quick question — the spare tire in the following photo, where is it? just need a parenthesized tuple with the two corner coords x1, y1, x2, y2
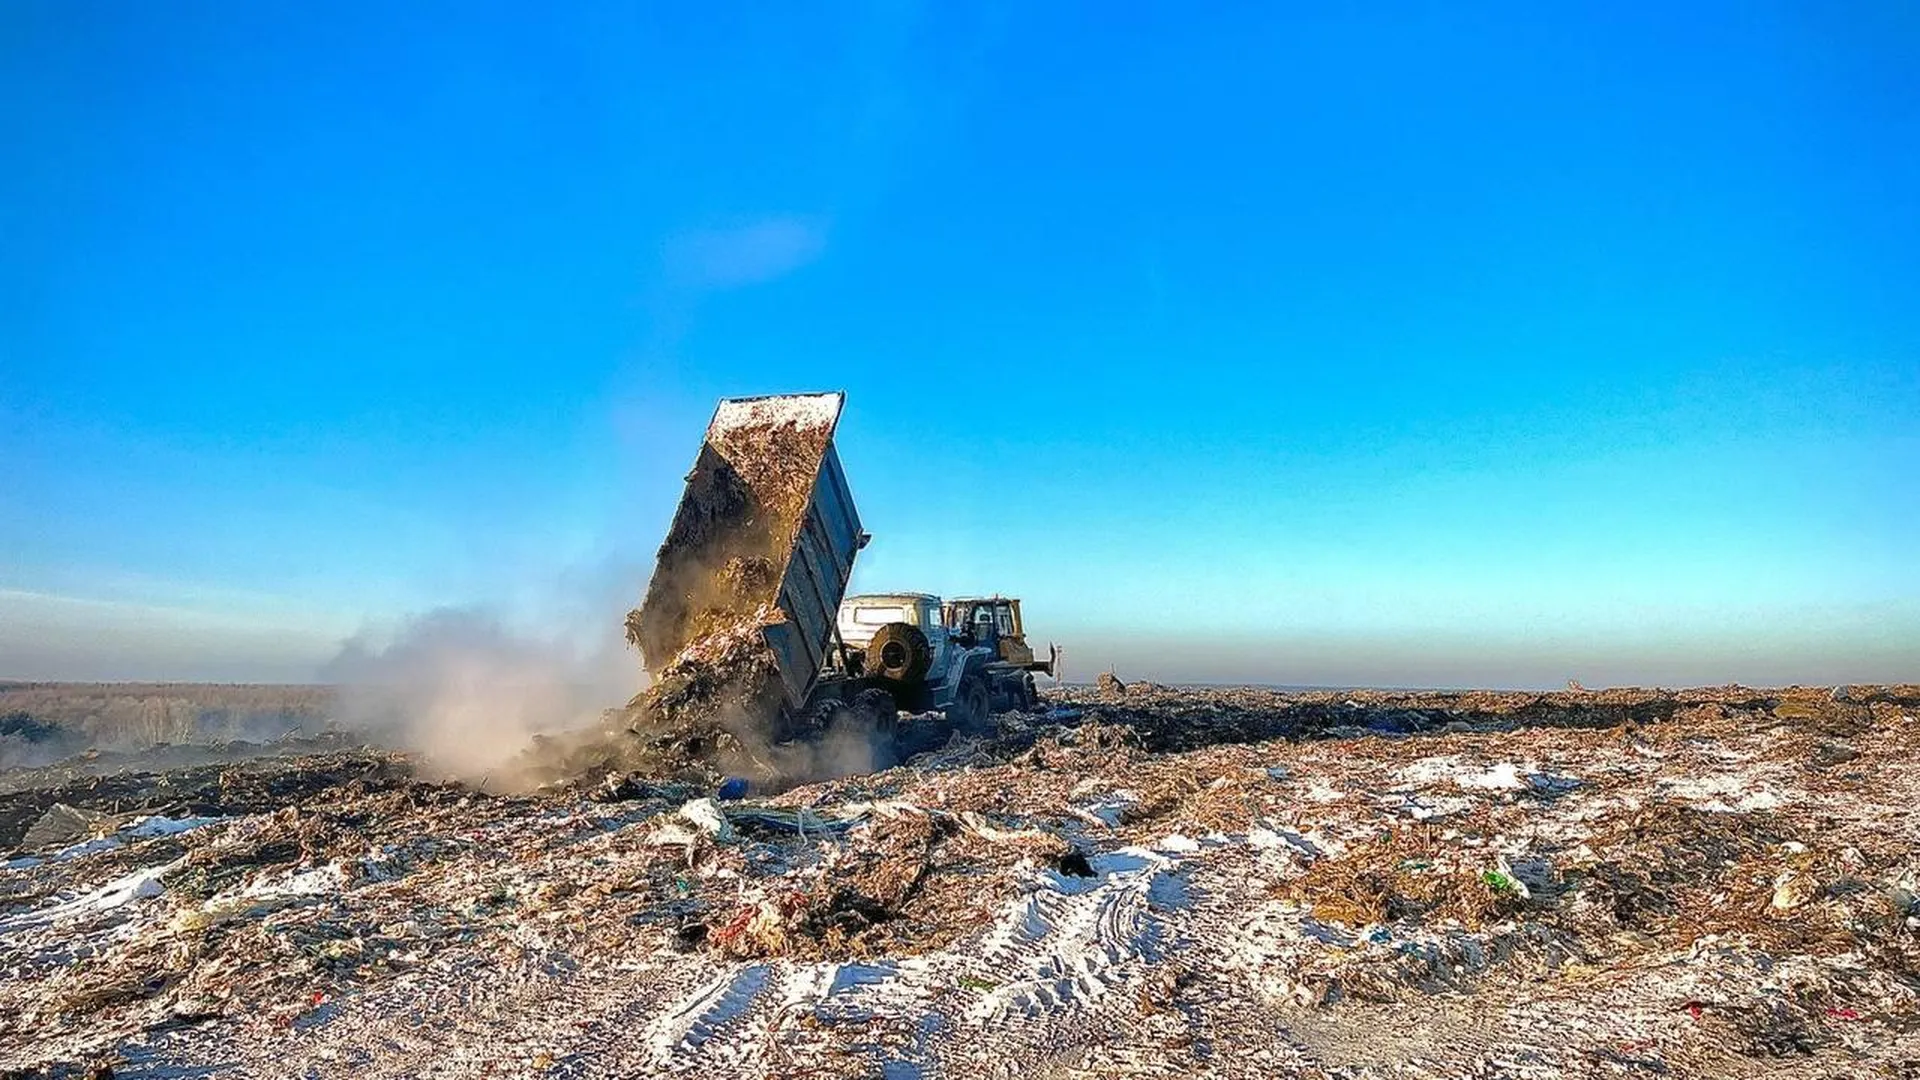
(866, 622, 932, 684)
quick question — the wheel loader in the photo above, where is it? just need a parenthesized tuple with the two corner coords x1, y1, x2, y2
(627, 392, 1047, 770)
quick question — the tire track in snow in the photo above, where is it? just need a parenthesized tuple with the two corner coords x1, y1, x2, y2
(623, 843, 1190, 1077)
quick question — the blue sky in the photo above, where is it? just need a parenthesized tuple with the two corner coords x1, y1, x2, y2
(3, 2, 1916, 688)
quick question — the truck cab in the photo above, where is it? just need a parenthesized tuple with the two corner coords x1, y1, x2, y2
(836, 592, 952, 683)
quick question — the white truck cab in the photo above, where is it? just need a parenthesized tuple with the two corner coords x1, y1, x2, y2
(837, 592, 950, 681)
(837, 592, 943, 646)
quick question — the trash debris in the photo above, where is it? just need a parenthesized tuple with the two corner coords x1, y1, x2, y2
(676, 798, 734, 842)
(1771, 870, 1814, 910)
(3, 681, 1917, 1076)
(723, 804, 859, 836)
(1, 862, 175, 933)
(19, 803, 114, 851)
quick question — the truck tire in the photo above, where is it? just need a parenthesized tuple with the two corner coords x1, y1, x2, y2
(851, 688, 900, 769)
(854, 687, 899, 728)
(947, 674, 990, 734)
(800, 696, 845, 740)
(868, 622, 932, 684)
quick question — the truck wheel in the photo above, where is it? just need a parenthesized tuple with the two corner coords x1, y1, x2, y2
(827, 690, 899, 772)
(867, 622, 932, 684)
(800, 696, 845, 739)
(947, 675, 990, 734)
(854, 687, 898, 730)
(851, 688, 899, 769)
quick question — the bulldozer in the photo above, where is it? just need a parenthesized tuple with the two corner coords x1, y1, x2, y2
(943, 596, 1058, 678)
(626, 392, 1050, 774)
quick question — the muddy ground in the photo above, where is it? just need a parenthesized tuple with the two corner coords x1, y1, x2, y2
(3, 684, 1918, 1079)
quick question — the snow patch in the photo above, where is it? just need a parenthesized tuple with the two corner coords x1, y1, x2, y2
(125, 815, 222, 839)
(1396, 756, 1552, 791)
(0, 862, 178, 935)
(1655, 772, 1786, 812)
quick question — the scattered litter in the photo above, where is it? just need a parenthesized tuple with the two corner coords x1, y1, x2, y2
(1459, 762, 1526, 790)
(3, 814, 219, 870)
(723, 805, 858, 836)
(3, 681, 1917, 1077)
(1072, 792, 1136, 829)
(1524, 771, 1580, 796)
(1656, 772, 1787, 812)
(0, 861, 178, 934)
(677, 797, 734, 841)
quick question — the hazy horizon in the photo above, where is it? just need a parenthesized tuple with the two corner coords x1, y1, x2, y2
(3, 584, 1913, 691)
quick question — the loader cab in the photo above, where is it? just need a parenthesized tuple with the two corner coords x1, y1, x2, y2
(944, 597, 1034, 668)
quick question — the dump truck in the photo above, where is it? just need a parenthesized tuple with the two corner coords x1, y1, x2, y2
(627, 392, 1041, 770)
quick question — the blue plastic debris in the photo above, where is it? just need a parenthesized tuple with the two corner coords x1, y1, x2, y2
(1044, 707, 1083, 723)
(716, 776, 750, 801)
(1365, 712, 1420, 734)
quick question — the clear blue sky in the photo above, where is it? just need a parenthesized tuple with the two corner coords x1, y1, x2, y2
(3, 2, 1916, 688)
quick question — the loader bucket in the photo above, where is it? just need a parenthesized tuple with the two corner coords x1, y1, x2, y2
(629, 392, 864, 713)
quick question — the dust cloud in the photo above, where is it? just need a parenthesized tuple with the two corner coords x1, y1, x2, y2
(321, 607, 641, 788)
(696, 696, 885, 791)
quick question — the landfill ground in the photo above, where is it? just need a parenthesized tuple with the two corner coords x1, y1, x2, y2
(4, 684, 1918, 1079)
